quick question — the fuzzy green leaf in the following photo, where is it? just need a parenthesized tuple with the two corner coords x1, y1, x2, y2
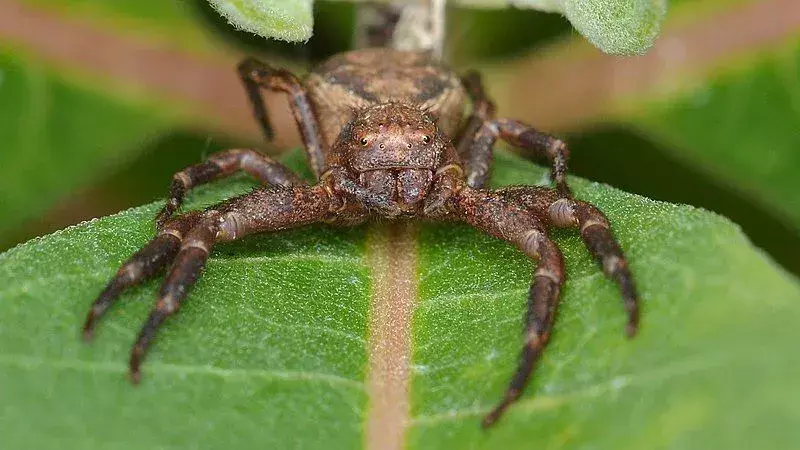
(0, 151, 798, 449)
(560, 0, 667, 54)
(439, 0, 667, 54)
(204, 0, 663, 53)
(207, 0, 313, 42)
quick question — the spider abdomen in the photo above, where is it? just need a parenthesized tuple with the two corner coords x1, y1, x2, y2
(306, 48, 466, 148)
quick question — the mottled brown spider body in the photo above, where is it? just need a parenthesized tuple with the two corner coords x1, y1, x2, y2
(82, 48, 640, 427)
(308, 48, 465, 144)
(310, 49, 464, 219)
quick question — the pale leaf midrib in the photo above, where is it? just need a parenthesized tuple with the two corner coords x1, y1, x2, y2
(365, 223, 418, 450)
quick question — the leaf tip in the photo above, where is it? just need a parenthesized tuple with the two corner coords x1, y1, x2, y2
(206, 0, 313, 42)
(563, 0, 668, 55)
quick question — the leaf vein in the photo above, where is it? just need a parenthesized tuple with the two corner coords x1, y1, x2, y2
(0, 354, 365, 390)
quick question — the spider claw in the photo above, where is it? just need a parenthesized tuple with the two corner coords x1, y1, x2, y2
(82, 302, 110, 342)
(481, 395, 515, 429)
(81, 324, 95, 342)
(626, 320, 639, 338)
(481, 411, 499, 429)
(129, 368, 142, 385)
(129, 350, 143, 385)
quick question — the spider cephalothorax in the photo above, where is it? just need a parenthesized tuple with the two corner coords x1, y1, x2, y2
(325, 102, 447, 217)
(82, 48, 640, 427)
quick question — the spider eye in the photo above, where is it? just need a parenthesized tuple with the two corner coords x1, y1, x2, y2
(360, 137, 368, 146)
(422, 135, 430, 143)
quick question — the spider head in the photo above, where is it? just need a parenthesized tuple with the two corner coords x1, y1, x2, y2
(335, 102, 446, 213)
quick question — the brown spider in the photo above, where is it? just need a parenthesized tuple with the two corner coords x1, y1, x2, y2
(81, 48, 639, 427)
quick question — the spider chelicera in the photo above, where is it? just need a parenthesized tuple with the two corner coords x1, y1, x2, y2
(82, 48, 640, 427)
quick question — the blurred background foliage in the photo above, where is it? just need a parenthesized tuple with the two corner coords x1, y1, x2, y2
(0, 0, 798, 275)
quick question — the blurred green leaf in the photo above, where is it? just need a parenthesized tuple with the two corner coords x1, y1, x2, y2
(207, 0, 313, 42)
(0, 48, 177, 240)
(623, 39, 800, 233)
(23, 0, 225, 54)
(1, 150, 797, 449)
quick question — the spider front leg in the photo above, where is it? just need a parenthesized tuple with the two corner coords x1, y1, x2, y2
(449, 185, 639, 426)
(238, 58, 327, 177)
(156, 149, 305, 228)
(459, 105, 570, 196)
(456, 70, 496, 158)
(450, 186, 566, 427)
(83, 185, 333, 382)
(548, 197, 640, 335)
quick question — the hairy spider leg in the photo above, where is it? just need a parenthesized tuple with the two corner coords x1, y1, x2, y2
(83, 186, 332, 382)
(156, 149, 305, 228)
(548, 198, 640, 336)
(456, 70, 496, 158)
(450, 186, 566, 428)
(83, 212, 202, 339)
(463, 119, 571, 197)
(238, 58, 327, 178)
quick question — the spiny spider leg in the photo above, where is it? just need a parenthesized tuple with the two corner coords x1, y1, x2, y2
(156, 149, 305, 228)
(85, 185, 332, 382)
(83, 212, 202, 340)
(483, 228, 564, 427)
(238, 58, 327, 178)
(548, 198, 640, 336)
(464, 119, 571, 197)
(129, 217, 218, 383)
(447, 185, 638, 426)
(456, 70, 496, 159)
(449, 186, 566, 427)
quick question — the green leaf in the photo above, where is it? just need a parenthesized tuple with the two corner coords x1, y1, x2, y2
(23, 0, 232, 54)
(409, 0, 666, 55)
(207, 0, 313, 42)
(203, 0, 662, 53)
(623, 39, 800, 233)
(1, 150, 798, 449)
(560, 0, 667, 55)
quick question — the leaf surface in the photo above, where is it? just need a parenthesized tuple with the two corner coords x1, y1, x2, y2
(0, 151, 798, 449)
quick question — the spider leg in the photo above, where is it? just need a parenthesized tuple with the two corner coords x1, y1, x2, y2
(156, 149, 305, 227)
(449, 186, 566, 427)
(483, 228, 564, 427)
(129, 217, 218, 383)
(238, 58, 327, 178)
(462, 118, 571, 196)
(548, 198, 640, 336)
(130, 185, 333, 382)
(84, 185, 333, 381)
(83, 212, 202, 340)
(456, 70, 496, 160)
